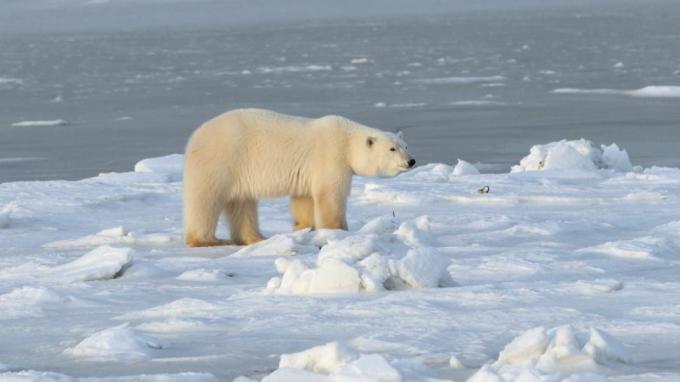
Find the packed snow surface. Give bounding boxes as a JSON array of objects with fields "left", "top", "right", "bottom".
[{"left": 1, "top": 139, "right": 680, "bottom": 381}]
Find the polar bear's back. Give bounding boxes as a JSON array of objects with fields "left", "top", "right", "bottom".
[{"left": 185, "top": 109, "right": 320, "bottom": 198}]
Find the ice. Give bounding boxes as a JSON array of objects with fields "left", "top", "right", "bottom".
[
  {"left": 449, "top": 100, "right": 505, "bottom": 107},
  {"left": 0, "top": 286, "right": 65, "bottom": 320},
  {"left": 600, "top": 144, "right": 632, "bottom": 172},
  {"left": 44, "top": 246, "right": 134, "bottom": 282},
  {"left": 476, "top": 326, "right": 631, "bottom": 381},
  {"left": 10, "top": 120, "right": 69, "bottom": 127},
  {"left": 511, "top": 139, "right": 633, "bottom": 173},
  {"left": 332, "top": 354, "right": 402, "bottom": 382},
  {"left": 582, "top": 328, "right": 632, "bottom": 365},
  {"left": 257, "top": 65, "right": 332, "bottom": 74},
  {"left": 2, "top": 144, "right": 680, "bottom": 380},
  {"left": 261, "top": 342, "right": 402, "bottom": 382},
  {"left": 453, "top": 159, "right": 481, "bottom": 176},
  {"left": 266, "top": 217, "right": 453, "bottom": 294},
  {"left": 413, "top": 76, "right": 505, "bottom": 85},
  {"left": 116, "top": 298, "right": 223, "bottom": 320},
  {"left": 552, "top": 86, "right": 680, "bottom": 98},
  {"left": 134, "top": 153, "right": 184, "bottom": 182},
  {"left": 64, "top": 323, "right": 162, "bottom": 361},
  {"left": 176, "top": 268, "right": 228, "bottom": 282},
  {"left": 0, "top": 204, "right": 11, "bottom": 228},
  {"left": 579, "top": 237, "right": 670, "bottom": 260},
  {"left": 0, "top": 371, "right": 219, "bottom": 381},
  {"left": 397, "top": 248, "right": 450, "bottom": 288},
  {"left": 279, "top": 342, "right": 359, "bottom": 374}
]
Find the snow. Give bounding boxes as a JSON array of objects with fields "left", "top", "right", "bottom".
[
  {"left": 552, "top": 86, "right": 680, "bottom": 98},
  {"left": 10, "top": 119, "right": 69, "bottom": 127},
  {"left": 1, "top": 141, "right": 680, "bottom": 381}
]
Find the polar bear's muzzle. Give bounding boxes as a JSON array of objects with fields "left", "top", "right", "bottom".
[{"left": 408, "top": 158, "right": 416, "bottom": 168}]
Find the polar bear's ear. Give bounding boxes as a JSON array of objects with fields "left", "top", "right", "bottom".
[
  {"left": 366, "top": 137, "right": 376, "bottom": 147},
  {"left": 396, "top": 130, "right": 404, "bottom": 140}
]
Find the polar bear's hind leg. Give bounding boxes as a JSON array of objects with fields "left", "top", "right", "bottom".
[
  {"left": 290, "top": 196, "right": 315, "bottom": 231},
  {"left": 225, "top": 199, "right": 264, "bottom": 245}
]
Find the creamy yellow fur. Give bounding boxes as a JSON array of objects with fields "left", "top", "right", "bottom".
[{"left": 184, "top": 108, "right": 414, "bottom": 247}]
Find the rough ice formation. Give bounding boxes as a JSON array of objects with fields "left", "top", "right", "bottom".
[
  {"left": 265, "top": 216, "right": 454, "bottom": 294},
  {"left": 467, "top": 325, "right": 631, "bottom": 381},
  {"left": 511, "top": 139, "right": 632, "bottom": 173}
]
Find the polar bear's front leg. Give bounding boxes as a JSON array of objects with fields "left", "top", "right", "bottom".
[
  {"left": 290, "top": 196, "right": 315, "bottom": 230},
  {"left": 312, "top": 190, "right": 348, "bottom": 230}
]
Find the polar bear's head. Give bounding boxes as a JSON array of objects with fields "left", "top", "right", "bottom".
[{"left": 349, "top": 129, "right": 415, "bottom": 177}]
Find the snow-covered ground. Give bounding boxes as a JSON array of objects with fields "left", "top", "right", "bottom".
[{"left": 1, "top": 139, "right": 680, "bottom": 381}]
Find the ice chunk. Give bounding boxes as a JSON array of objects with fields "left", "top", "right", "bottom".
[
  {"left": 134, "top": 153, "right": 184, "bottom": 181},
  {"left": 497, "top": 327, "right": 549, "bottom": 365},
  {"left": 65, "top": 323, "right": 162, "bottom": 361},
  {"left": 309, "top": 259, "right": 361, "bottom": 294},
  {"left": 453, "top": 159, "right": 481, "bottom": 176},
  {"left": 46, "top": 246, "right": 133, "bottom": 282},
  {"left": 279, "top": 342, "right": 359, "bottom": 374},
  {"left": 582, "top": 328, "right": 632, "bottom": 364},
  {"left": 600, "top": 143, "right": 632, "bottom": 172},
  {"left": 177, "top": 268, "right": 228, "bottom": 282},
  {"left": 397, "top": 248, "right": 450, "bottom": 288},
  {"left": 11, "top": 119, "right": 69, "bottom": 127},
  {"left": 333, "top": 354, "right": 402, "bottom": 382},
  {"left": 512, "top": 139, "right": 634, "bottom": 173}
]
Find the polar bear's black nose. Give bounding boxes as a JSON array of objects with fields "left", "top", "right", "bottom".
[{"left": 408, "top": 159, "right": 416, "bottom": 168}]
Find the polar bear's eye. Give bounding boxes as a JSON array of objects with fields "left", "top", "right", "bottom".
[{"left": 390, "top": 147, "right": 396, "bottom": 152}]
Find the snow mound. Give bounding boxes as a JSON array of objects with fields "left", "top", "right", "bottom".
[
  {"left": 177, "top": 268, "right": 228, "bottom": 282},
  {"left": 467, "top": 325, "right": 631, "bottom": 381},
  {"left": 261, "top": 341, "right": 402, "bottom": 382},
  {"left": 511, "top": 139, "right": 632, "bottom": 173},
  {"left": 266, "top": 216, "right": 454, "bottom": 294},
  {"left": 117, "top": 298, "right": 223, "bottom": 320},
  {"left": 11, "top": 119, "right": 69, "bottom": 127},
  {"left": 453, "top": 159, "right": 481, "bottom": 176},
  {"left": 0, "top": 286, "right": 65, "bottom": 320},
  {"left": 134, "top": 153, "right": 184, "bottom": 181},
  {"left": 46, "top": 246, "right": 134, "bottom": 282},
  {"left": 65, "top": 323, "right": 162, "bottom": 361}
]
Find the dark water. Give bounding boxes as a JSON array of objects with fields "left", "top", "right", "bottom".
[{"left": 1, "top": 0, "right": 679, "bottom": 182}]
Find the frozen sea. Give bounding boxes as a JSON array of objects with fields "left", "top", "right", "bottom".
[
  {"left": 2, "top": 1, "right": 680, "bottom": 382},
  {"left": 1, "top": 0, "right": 680, "bottom": 182}
]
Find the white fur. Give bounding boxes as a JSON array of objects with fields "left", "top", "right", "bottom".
[{"left": 184, "top": 108, "right": 414, "bottom": 247}]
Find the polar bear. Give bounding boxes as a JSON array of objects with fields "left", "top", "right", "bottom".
[{"left": 183, "top": 108, "right": 415, "bottom": 247}]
